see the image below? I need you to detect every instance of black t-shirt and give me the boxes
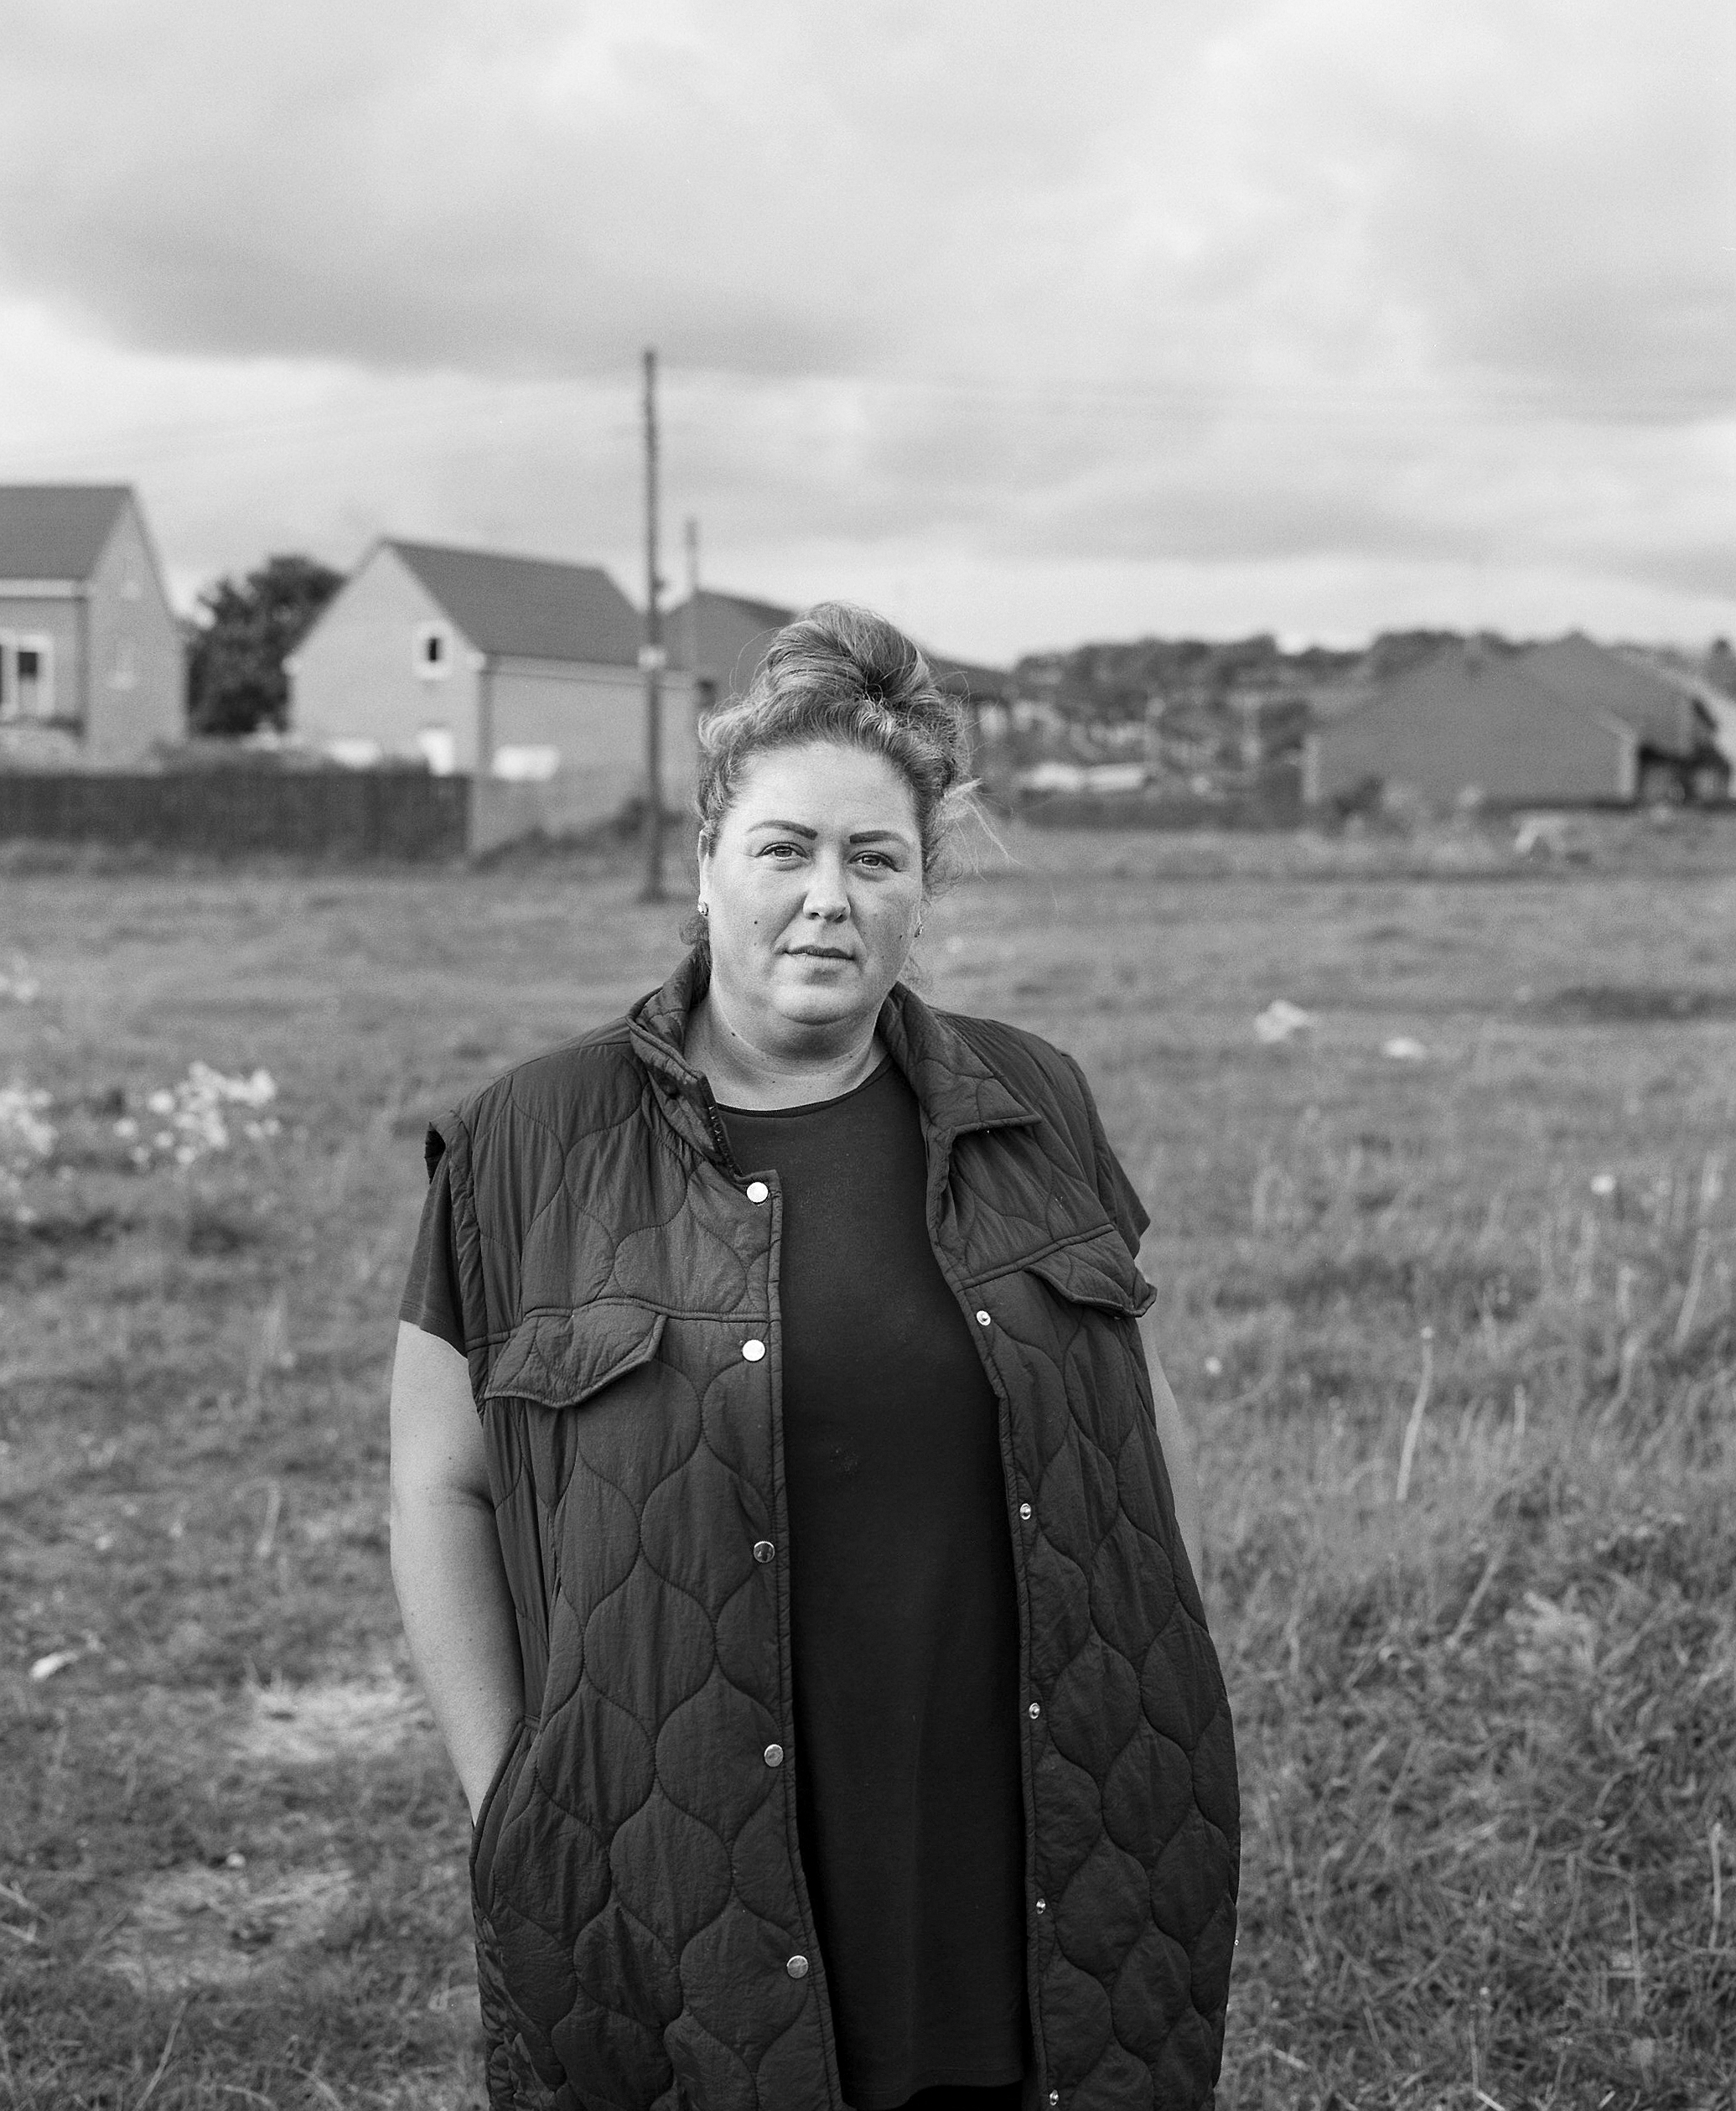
[401,1057,1028,2108]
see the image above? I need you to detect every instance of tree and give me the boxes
[187,554,344,737]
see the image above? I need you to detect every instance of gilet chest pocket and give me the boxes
[483,1304,668,1412]
[1020,1227,1156,1318]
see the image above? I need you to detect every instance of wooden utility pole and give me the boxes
[639,347,665,901]
[684,516,701,702]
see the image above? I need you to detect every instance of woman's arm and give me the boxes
[388,1320,524,1820]
[1137,1312,1207,1606]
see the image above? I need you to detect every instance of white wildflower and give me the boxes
[127,1063,287,1169]
[0,956,40,1005]
[0,1083,56,1170]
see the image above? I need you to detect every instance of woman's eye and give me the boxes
[761,842,804,861]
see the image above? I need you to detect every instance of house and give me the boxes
[0,485,184,763]
[667,588,794,713]
[287,537,698,844]
[1520,634,1728,802]
[1303,644,1640,807]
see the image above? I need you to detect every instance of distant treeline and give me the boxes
[1013,629,1527,723]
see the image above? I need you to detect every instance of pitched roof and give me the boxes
[387,540,642,665]
[1521,633,1702,757]
[1326,642,1637,747]
[0,485,131,581]
[678,588,796,633]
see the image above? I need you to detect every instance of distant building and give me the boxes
[1305,632,1733,808]
[288,538,702,843]
[1520,635,1728,802]
[667,589,794,713]
[1303,644,1640,807]
[0,485,184,763]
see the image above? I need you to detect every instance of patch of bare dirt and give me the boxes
[236,1673,433,1765]
[105,1865,354,1994]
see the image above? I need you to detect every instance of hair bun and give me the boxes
[692,600,977,875]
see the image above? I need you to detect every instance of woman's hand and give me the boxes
[388,1321,525,1821]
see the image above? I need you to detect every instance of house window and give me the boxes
[0,635,55,722]
[416,623,452,679]
[111,634,137,690]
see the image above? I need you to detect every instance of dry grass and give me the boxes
[2,815,1733,2108]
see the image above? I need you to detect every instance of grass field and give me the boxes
[3,817,1733,2110]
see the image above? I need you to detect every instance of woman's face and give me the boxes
[698,740,925,1044]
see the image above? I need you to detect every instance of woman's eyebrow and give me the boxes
[744,819,912,845]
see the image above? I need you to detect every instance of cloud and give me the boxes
[1,0,1733,651]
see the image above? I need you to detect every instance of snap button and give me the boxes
[753,1539,775,1563]
[1028,1701,1041,1719]
[786,1953,809,1979]
[746,1180,770,1204]
[1018,1502,1033,1522]
[764,1743,785,1767]
[975,1309,992,1326]
[1035,1896,1047,1913]
[1049,2093,1060,2108]
[742,1338,766,1362]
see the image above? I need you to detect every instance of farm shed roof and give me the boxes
[1521,634,1705,757]
[1327,644,1604,733]
[0,485,130,581]
[1308,642,1640,806]
[387,541,643,666]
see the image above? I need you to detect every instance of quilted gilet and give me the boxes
[433,951,1239,2111]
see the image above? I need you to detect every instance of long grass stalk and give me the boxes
[1394,1327,1434,1503]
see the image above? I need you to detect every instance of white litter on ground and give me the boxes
[1381,1036,1429,1061]
[1254,999,1313,1044]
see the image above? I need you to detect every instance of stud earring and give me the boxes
[697,900,709,915]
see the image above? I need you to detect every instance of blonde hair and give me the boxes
[693,603,975,883]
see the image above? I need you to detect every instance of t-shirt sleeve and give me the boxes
[398,1152,467,1353]
[1064,1053,1152,1260]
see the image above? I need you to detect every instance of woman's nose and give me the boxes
[802,856,850,919]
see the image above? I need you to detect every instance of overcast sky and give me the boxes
[3,0,1732,659]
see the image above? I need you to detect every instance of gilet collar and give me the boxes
[626,946,1034,1169]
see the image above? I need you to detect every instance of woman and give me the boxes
[391,605,1239,2111]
